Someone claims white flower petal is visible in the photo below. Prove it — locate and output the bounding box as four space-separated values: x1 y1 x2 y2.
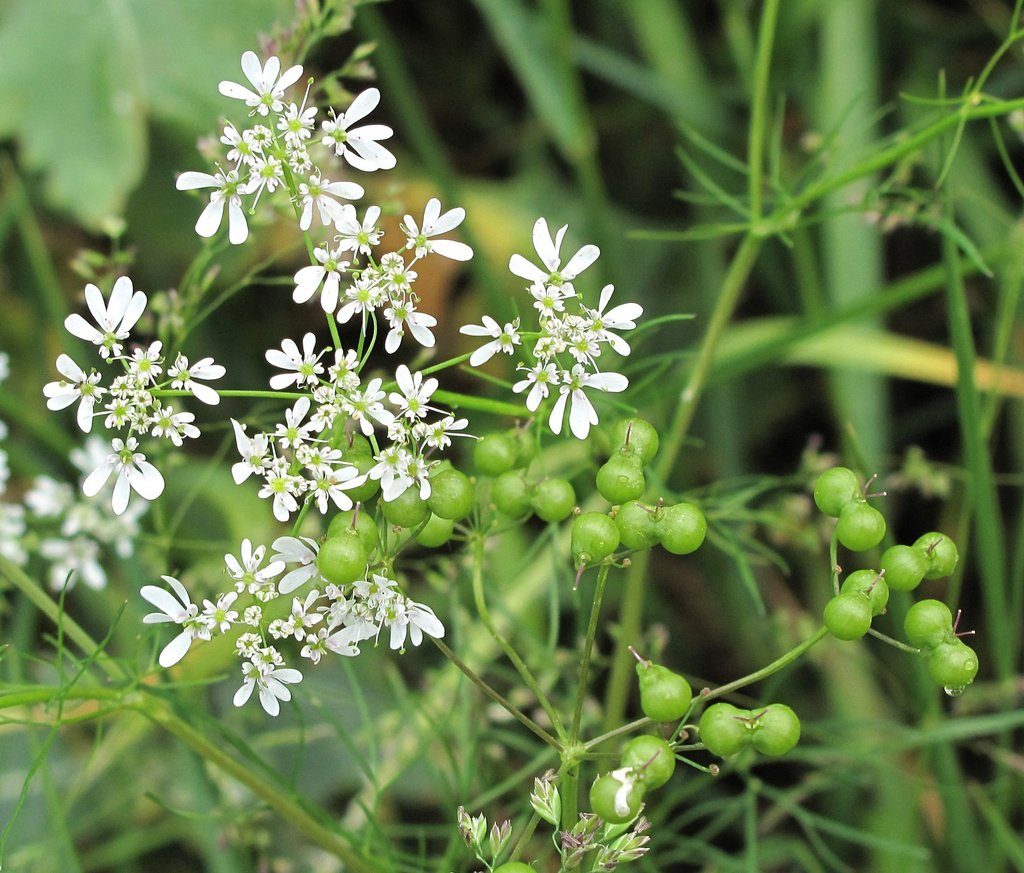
159 630 193 667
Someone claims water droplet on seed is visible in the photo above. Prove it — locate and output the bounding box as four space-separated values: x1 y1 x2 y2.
943 686 966 697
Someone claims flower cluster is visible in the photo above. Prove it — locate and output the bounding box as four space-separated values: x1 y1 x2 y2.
141 535 443 716
460 218 643 438
43 278 224 515
237 342 468 520
181 51 471 361
177 51 387 245
24 438 147 589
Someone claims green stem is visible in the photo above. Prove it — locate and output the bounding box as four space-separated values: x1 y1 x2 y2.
152 389 307 400
701 626 828 702
0 685 123 710
570 563 610 743
0 554 124 681
601 234 763 736
657 233 763 483
866 628 921 654
471 537 567 741
139 697 377 873
583 717 653 752
0 557 379 869
558 757 580 861
430 638 561 749
748 0 782 219
941 202 1010 678
787 96 1024 213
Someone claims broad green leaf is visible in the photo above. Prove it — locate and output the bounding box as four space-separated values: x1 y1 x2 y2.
0 0 287 228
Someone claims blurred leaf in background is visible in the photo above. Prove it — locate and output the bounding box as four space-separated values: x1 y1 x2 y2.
0 0 287 228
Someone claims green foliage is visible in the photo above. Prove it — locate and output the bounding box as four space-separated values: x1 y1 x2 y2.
0 0 288 227
2 0 1024 871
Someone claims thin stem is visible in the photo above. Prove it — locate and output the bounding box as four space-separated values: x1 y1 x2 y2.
583 717 653 752
657 233 763 483
430 638 561 750
139 697 377 873
0 685 124 711
941 210 1010 676
0 555 124 682
866 628 921 654
701 626 828 702
829 531 841 595
571 563 610 743
601 233 763 736
786 96 1024 213
748 0 782 218
152 389 307 401
470 537 567 741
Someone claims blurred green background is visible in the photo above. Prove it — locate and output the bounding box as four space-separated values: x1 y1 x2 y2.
1 0 1024 871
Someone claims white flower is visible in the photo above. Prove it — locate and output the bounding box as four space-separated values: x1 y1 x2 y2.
325 625 363 657
548 366 629 439
127 342 164 384
460 316 521 366
149 405 200 446
367 446 406 498
25 476 74 517
176 169 249 244
274 396 317 448
233 661 303 717
390 365 438 420
277 101 317 147
266 333 323 389
416 414 471 450
513 362 560 412
271 536 321 594
509 218 600 291
310 466 363 513
388 598 445 650
243 155 285 204
258 463 304 522
337 275 386 324
230 419 271 484
343 377 394 435
167 354 225 405
83 437 165 516
297 174 364 231
40 536 106 591
321 88 397 171
387 454 432 502
287 590 324 641
221 123 257 166
141 575 210 667
218 51 303 116
202 591 239 633
43 354 104 432
226 538 285 596
334 205 382 256
300 627 331 664
64 277 147 359
383 301 437 354
401 198 472 261
587 285 643 355
531 282 575 318
293 246 349 312
0 504 26 564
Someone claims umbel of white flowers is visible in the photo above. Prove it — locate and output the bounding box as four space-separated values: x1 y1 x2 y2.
142 538 444 716
460 217 644 438
43 277 224 516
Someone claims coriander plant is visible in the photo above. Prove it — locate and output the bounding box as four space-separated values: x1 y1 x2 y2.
1 1 1022 871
